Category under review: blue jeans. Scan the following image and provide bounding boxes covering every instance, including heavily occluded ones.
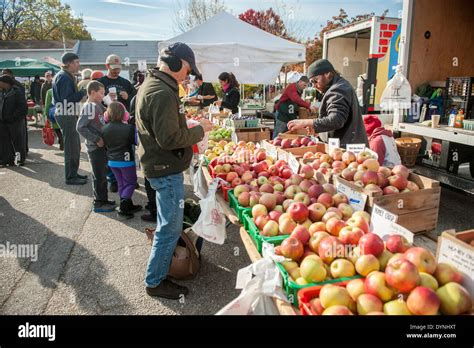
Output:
[273,118,289,139]
[145,172,185,288]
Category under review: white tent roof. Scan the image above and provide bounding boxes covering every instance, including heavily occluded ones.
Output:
[159,11,305,84]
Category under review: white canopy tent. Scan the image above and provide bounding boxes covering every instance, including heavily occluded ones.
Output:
[158,11,306,85]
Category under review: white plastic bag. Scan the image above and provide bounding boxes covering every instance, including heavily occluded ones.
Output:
[189,160,208,200]
[192,179,226,244]
[216,244,288,315]
[380,65,412,110]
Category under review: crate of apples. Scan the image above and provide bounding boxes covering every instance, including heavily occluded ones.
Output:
[298,238,472,315]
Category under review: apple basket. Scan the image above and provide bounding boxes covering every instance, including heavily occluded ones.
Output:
[276,262,362,306]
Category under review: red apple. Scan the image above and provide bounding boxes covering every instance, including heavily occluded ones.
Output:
[388,174,408,191]
[406,181,420,191]
[339,226,365,245]
[404,247,437,275]
[434,263,464,286]
[357,293,383,315]
[346,216,370,234]
[337,203,353,220]
[290,226,311,245]
[279,217,297,235]
[299,164,314,179]
[386,235,411,253]
[261,220,279,237]
[307,184,324,200]
[322,183,336,195]
[385,258,421,293]
[364,271,395,302]
[364,184,383,195]
[362,170,379,186]
[341,168,356,181]
[299,179,313,193]
[332,160,346,170]
[342,151,356,165]
[290,174,303,186]
[317,193,334,209]
[308,231,330,252]
[383,185,399,195]
[392,164,409,179]
[406,286,440,315]
[237,191,250,207]
[326,217,347,237]
[378,166,392,178]
[287,202,309,223]
[251,204,267,218]
[358,233,384,257]
[362,158,380,172]
[309,298,324,315]
[376,172,389,188]
[294,192,310,206]
[318,236,345,264]
[280,168,292,179]
[259,193,277,210]
[268,210,282,223]
[284,185,301,199]
[309,222,327,235]
[332,192,348,206]
[259,183,274,193]
[280,237,304,261]
[281,138,292,149]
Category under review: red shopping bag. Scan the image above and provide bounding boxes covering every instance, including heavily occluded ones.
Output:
[42,120,55,146]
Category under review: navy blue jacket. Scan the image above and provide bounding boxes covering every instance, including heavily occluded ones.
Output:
[52,70,86,115]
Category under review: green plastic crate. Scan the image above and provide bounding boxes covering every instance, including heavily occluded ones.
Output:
[276,262,362,306]
[228,190,252,223]
[242,211,289,254]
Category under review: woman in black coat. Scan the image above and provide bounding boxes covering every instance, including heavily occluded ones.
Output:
[216,72,240,114]
[0,75,28,166]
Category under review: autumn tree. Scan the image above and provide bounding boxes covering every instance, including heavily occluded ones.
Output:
[174,0,226,33]
[0,0,91,41]
[239,8,292,41]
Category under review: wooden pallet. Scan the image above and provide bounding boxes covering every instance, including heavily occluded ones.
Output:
[334,174,441,234]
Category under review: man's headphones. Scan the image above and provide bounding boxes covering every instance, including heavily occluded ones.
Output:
[160,49,182,73]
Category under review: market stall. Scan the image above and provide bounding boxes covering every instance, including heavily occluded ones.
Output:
[191,124,472,316]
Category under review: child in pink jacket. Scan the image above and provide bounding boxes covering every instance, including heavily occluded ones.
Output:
[364,115,401,167]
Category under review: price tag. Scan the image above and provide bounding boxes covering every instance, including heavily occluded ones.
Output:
[137,59,147,72]
[389,222,415,244]
[334,178,367,211]
[346,144,366,155]
[288,154,300,174]
[328,138,340,153]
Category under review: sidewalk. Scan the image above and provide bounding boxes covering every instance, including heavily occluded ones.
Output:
[0,128,250,315]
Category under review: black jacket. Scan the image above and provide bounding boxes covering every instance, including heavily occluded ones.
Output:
[101,122,136,162]
[98,75,136,112]
[220,87,240,114]
[0,86,28,123]
[313,75,368,147]
[198,82,217,107]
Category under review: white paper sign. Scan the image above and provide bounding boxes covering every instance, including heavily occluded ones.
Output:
[267,145,278,160]
[328,138,340,153]
[346,144,366,155]
[288,154,300,174]
[277,149,289,162]
[370,204,414,243]
[137,59,147,72]
[437,235,474,297]
[334,178,368,211]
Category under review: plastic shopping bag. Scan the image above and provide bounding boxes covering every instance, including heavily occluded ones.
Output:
[191,179,226,245]
[42,120,55,146]
[216,244,288,315]
[189,160,208,200]
[380,65,412,110]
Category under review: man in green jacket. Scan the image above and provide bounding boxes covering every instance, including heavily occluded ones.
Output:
[136,42,212,300]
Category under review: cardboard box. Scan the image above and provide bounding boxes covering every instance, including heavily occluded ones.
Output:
[436,230,474,298]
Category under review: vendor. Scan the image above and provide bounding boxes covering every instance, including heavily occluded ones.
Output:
[273,76,315,139]
[288,59,368,147]
[190,74,217,108]
[215,72,240,114]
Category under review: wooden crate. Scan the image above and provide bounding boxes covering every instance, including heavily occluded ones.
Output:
[334,173,441,234]
[234,127,271,142]
[279,129,316,139]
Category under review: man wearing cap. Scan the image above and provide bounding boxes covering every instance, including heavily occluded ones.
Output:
[136,42,213,300]
[98,54,136,112]
[288,59,368,147]
[52,52,88,185]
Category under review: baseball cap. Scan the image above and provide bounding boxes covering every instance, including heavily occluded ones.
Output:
[106,54,122,69]
[167,42,200,76]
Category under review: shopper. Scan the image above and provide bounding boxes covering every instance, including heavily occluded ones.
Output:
[136,42,212,299]
[288,59,368,147]
[76,81,116,213]
[191,74,217,108]
[364,115,401,167]
[77,69,93,90]
[102,102,141,218]
[30,75,42,105]
[216,72,240,114]
[273,76,315,138]
[43,88,64,150]
[0,75,28,166]
[52,52,88,185]
[40,71,53,107]
[98,55,136,111]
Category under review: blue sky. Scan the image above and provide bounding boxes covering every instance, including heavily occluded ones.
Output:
[63,0,403,41]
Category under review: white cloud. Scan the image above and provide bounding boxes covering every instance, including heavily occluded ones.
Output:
[101,0,168,10]
[83,16,172,31]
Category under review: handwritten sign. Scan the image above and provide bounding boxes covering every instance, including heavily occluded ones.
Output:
[436,233,474,297]
[346,144,366,155]
[328,138,340,153]
[288,154,300,174]
[334,178,368,211]
[370,204,414,243]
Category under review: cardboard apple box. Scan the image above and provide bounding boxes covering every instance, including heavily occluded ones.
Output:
[436,229,474,298]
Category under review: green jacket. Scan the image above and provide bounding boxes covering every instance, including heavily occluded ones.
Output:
[136,69,204,178]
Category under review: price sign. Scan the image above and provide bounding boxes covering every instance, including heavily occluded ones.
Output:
[277,149,289,162]
[370,204,414,243]
[389,223,415,244]
[328,138,340,153]
[334,178,367,211]
[346,144,366,155]
[288,154,300,174]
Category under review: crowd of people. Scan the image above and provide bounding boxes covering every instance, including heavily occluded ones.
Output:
[0,42,400,300]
